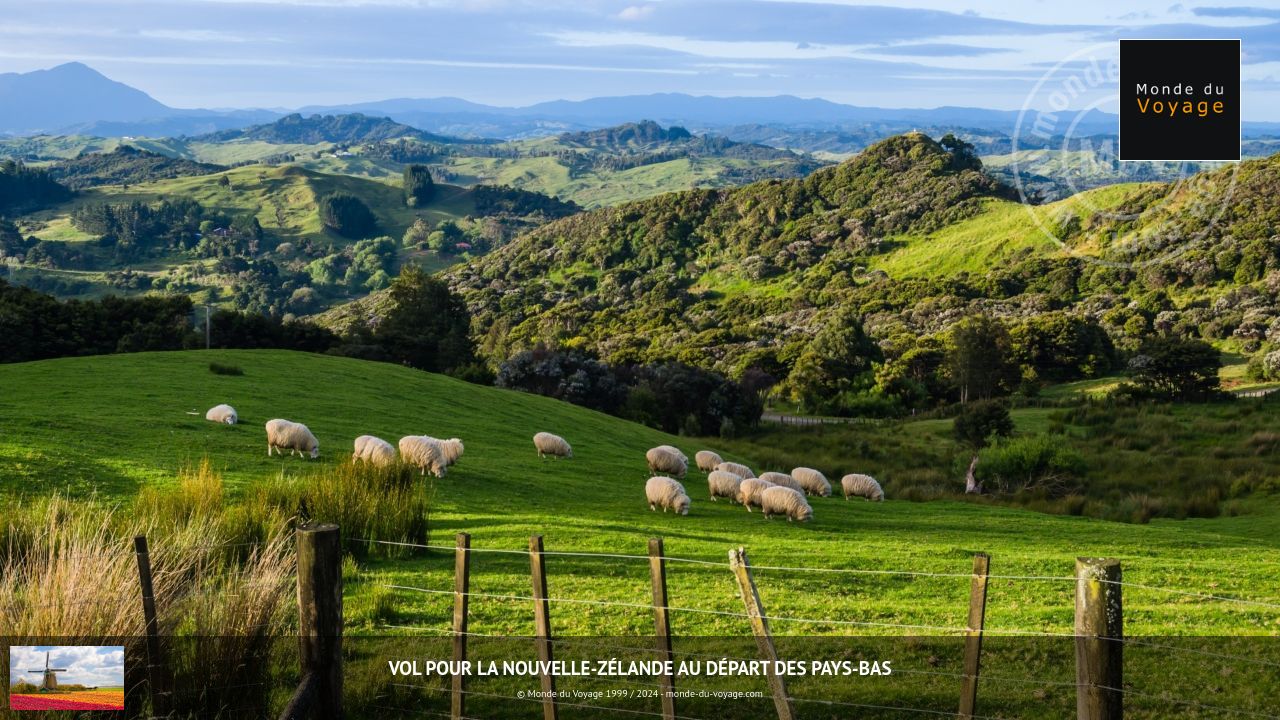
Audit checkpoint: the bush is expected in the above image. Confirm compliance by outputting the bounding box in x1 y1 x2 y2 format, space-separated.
971 435 1087 496
318 192 378 239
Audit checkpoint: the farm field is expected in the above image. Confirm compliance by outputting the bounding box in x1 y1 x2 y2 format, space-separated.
8 688 125 710
2 354 1279 718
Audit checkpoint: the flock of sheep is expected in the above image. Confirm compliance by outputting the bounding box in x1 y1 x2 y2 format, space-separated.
640 446 883 523
206 404 465 476
204 407 882 524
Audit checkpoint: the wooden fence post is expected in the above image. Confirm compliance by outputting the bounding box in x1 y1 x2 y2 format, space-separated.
134 535 169 717
452 533 471 720
728 547 795 720
296 523 343 720
1075 558 1122 720
529 535 558 720
958 552 990 719
648 538 677 720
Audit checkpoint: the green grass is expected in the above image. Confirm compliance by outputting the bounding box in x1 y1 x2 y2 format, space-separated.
869 184 1152 279
1 349 1278 645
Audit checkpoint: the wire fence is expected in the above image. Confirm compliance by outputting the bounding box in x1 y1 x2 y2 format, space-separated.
353 534 1280 720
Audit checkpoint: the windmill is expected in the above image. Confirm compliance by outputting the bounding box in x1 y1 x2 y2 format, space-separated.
27 651 68 691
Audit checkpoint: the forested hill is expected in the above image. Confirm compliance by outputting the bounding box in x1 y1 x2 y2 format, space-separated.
447 132 1280 415
49 146 225 189
559 119 815 162
196 113 475 145
448 132 1011 359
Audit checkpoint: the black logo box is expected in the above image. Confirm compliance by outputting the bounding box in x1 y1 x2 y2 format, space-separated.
1119 39 1241 162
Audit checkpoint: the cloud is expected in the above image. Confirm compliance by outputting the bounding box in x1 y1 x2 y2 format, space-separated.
868 43 1015 57
618 5 653 21
1192 6 1280 19
9 646 124 688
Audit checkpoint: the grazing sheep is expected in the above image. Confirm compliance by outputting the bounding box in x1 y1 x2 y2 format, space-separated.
265 419 319 459
760 486 814 522
205 404 238 425
737 477 776 512
716 461 756 479
791 467 832 497
695 450 723 473
399 435 449 477
707 470 743 503
439 438 465 466
646 446 688 478
353 435 396 467
645 476 691 515
759 471 804 493
656 445 689 463
841 473 884 502
533 432 573 459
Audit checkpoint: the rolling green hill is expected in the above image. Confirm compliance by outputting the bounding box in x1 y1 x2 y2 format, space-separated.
1 349 1277 642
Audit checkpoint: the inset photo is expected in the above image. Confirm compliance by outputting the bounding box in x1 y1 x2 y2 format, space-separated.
8 646 125 711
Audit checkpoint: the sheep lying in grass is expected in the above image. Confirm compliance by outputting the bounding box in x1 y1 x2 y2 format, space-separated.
695 450 723 473
760 486 813 522
399 435 449 477
737 477 775 512
647 446 688 478
265 419 319 459
206 404 238 425
533 432 573 459
707 470 743 503
353 435 396 467
841 474 884 502
716 461 755 479
791 467 832 497
759 471 804 493
645 476 691 515
439 438 465 466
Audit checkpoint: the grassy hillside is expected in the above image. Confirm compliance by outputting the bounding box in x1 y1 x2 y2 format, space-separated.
1 349 1278 645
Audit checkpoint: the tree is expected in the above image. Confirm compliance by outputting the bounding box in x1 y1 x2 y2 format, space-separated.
787 307 881 412
373 265 476 372
1127 336 1221 401
318 192 377 239
403 164 434 207
953 399 1014 493
944 314 1020 403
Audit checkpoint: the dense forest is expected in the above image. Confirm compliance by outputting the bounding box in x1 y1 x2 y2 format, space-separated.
449 132 1280 415
0 159 72 214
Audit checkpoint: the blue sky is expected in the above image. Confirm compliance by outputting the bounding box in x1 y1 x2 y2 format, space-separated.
0 1 1278 117
9 646 125 688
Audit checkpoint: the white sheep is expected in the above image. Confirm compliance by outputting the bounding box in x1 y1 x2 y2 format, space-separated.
716 461 755 479
645 476 691 515
399 435 449 477
760 486 813 522
841 474 884 502
205 404 238 425
707 470 742 503
737 477 776 512
759 471 804 493
265 419 319 459
533 432 573 459
695 450 723 473
439 438 465 466
353 435 396 467
656 445 689 463
791 467 832 497
646 446 688 478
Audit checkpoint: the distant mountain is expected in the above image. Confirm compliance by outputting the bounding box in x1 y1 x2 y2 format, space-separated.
61 110 283 139
195 113 471 145
560 120 694 148
48 146 225 190
0 63 173 134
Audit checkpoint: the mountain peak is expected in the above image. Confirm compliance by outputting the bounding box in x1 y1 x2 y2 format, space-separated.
0 62 172 134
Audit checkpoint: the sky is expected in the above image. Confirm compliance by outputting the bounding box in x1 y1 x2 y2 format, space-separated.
9 646 125 688
0 0 1278 117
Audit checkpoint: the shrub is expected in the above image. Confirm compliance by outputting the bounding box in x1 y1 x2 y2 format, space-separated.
971 435 1087 496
